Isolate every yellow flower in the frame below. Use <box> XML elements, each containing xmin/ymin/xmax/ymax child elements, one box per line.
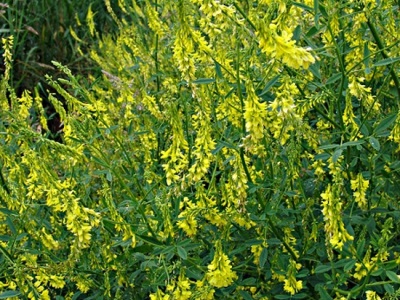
<box><xmin>283</xmin><ymin>277</ymin><xmax>303</xmax><ymax>295</ymax></box>
<box><xmin>149</xmin><ymin>289</ymin><xmax>170</xmax><ymax>300</ymax></box>
<box><xmin>40</xmin><ymin>228</ymin><xmax>60</xmax><ymax>250</ymax></box>
<box><xmin>258</xmin><ymin>24</ymin><xmax>315</xmax><ymax>69</ymax></box>
<box><xmin>194</xmin><ymin>279</ymin><xmax>215</xmax><ymax>299</ymax></box>
<box><xmin>366</xmin><ymin>290</ymin><xmax>381</xmax><ymax>300</ymax></box>
<box><xmin>47</xmin><ymin>275</ymin><xmax>65</xmax><ymax>289</ymax></box>
<box><xmin>244</xmin><ymin>82</ymin><xmax>267</xmax><ymax>143</ymax></box>
<box><xmin>86</xmin><ymin>4</ymin><xmax>96</xmax><ymax>37</ymax></box>
<box><xmin>177</xmin><ymin>212</ymin><xmax>198</xmax><ymax>237</ymax></box>
<box><xmin>350</xmin><ymin>173</ymin><xmax>369</xmax><ymax>209</ymax></box>
<box><xmin>321</xmin><ymin>184</ymin><xmax>354</xmax><ymax>250</ymax></box>
<box><xmin>75</xmin><ymin>276</ymin><xmax>92</xmax><ymax>293</ymax></box>
<box><xmin>206</xmin><ymin>241</ymin><xmax>237</xmax><ymax>288</ymax></box>
<box><xmin>172</xmin><ymin>273</ymin><xmax>192</xmax><ymax>300</ymax></box>
<box><xmin>354</xmin><ymin>249</ymin><xmax>376</xmax><ymax>280</ymax></box>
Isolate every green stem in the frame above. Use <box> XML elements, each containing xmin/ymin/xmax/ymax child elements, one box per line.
<box><xmin>233</xmin><ymin>2</ymin><xmax>256</xmax><ymax>31</ymax></box>
<box><xmin>313</xmin><ymin>105</ymin><xmax>343</xmax><ymax>130</ymax></box>
<box><xmin>91</xmin><ymin>146</ymin><xmax>159</xmax><ymax>242</ymax></box>
<box><xmin>237</xmin><ymin>147</ymin><xmax>299</xmax><ymax>261</ymax></box>
<box><xmin>0</xmin><ymin>243</ymin><xmax>14</xmax><ymax>264</ymax></box>
<box><xmin>327</xmin><ymin>21</ymin><xmax>345</xmax><ymax>129</ymax></box>
<box><xmin>367</xmin><ymin>19</ymin><xmax>400</xmax><ymax>101</ymax></box>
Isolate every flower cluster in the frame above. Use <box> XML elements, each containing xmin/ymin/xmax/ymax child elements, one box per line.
<box><xmin>350</xmin><ymin>173</ymin><xmax>369</xmax><ymax>209</ymax></box>
<box><xmin>321</xmin><ymin>183</ymin><xmax>354</xmax><ymax>250</ymax></box>
<box><xmin>257</xmin><ymin>23</ymin><xmax>315</xmax><ymax>70</ymax></box>
<box><xmin>206</xmin><ymin>241</ymin><xmax>237</xmax><ymax>288</ymax></box>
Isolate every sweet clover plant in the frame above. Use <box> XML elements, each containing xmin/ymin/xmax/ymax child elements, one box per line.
<box><xmin>1</xmin><ymin>0</ymin><xmax>400</xmax><ymax>299</ymax></box>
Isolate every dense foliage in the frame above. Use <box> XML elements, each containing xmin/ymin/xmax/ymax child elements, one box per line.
<box><xmin>1</xmin><ymin>0</ymin><xmax>400</xmax><ymax>299</ymax></box>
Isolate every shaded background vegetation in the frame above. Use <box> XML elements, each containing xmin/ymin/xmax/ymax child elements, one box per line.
<box><xmin>0</xmin><ymin>0</ymin><xmax>120</xmax><ymax>93</ymax></box>
<box><xmin>0</xmin><ymin>0</ymin><xmax>124</xmax><ymax>139</ymax></box>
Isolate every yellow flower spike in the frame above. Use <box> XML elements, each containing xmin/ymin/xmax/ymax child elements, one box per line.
<box><xmin>49</xmin><ymin>275</ymin><xmax>65</xmax><ymax>289</ymax></box>
<box><xmin>177</xmin><ymin>211</ymin><xmax>198</xmax><ymax>237</ymax></box>
<box><xmin>1</xmin><ymin>35</ymin><xmax>13</xmax><ymax>83</ymax></box>
<box><xmin>40</xmin><ymin>228</ymin><xmax>60</xmax><ymax>250</ymax></box>
<box><xmin>244</xmin><ymin>81</ymin><xmax>267</xmax><ymax>145</ymax></box>
<box><xmin>321</xmin><ymin>184</ymin><xmax>354</xmax><ymax>250</ymax></box>
<box><xmin>350</xmin><ymin>173</ymin><xmax>369</xmax><ymax>209</ymax></box>
<box><xmin>86</xmin><ymin>4</ymin><xmax>96</xmax><ymax>37</ymax></box>
<box><xmin>283</xmin><ymin>258</ymin><xmax>303</xmax><ymax>295</ymax></box>
<box><xmin>145</xmin><ymin>1</ymin><xmax>167</xmax><ymax>36</ymax></box>
<box><xmin>257</xmin><ymin>23</ymin><xmax>315</xmax><ymax>70</ymax></box>
<box><xmin>206</xmin><ymin>241</ymin><xmax>237</xmax><ymax>288</ymax></box>
<box><xmin>283</xmin><ymin>277</ymin><xmax>303</xmax><ymax>295</ymax></box>
<box><xmin>170</xmin><ymin>273</ymin><xmax>192</xmax><ymax>300</ymax></box>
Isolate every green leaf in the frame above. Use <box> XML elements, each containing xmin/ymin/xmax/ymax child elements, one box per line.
<box><xmin>374</xmin><ymin>113</ymin><xmax>397</xmax><ymax>135</ymax></box>
<box><xmin>136</xmin><ymin>234</ymin><xmax>164</xmax><ymax>246</ymax></box>
<box><xmin>332</xmin><ymin>148</ymin><xmax>343</xmax><ymax>163</ymax></box>
<box><xmin>340</xmin><ymin>140</ymin><xmax>365</xmax><ymax>148</ymax></box>
<box><xmin>293</xmin><ymin>25</ymin><xmax>301</xmax><ymax>41</ymax></box>
<box><xmin>177</xmin><ymin>246</ymin><xmax>187</xmax><ymax>260</ymax></box>
<box><xmin>371</xmin><ymin>268</ymin><xmax>384</xmax><ymax>277</ymax></box>
<box><xmin>292</xmin><ymin>294</ymin><xmax>309</xmax><ymax>299</ymax></box>
<box><xmin>313</xmin><ymin>0</ymin><xmax>320</xmax><ymax>27</ymax></box>
<box><xmin>369</xmin><ymin>137</ymin><xmax>380</xmax><ymax>151</ymax></box>
<box><xmin>306</xmin><ymin>26</ymin><xmax>320</xmax><ymax>37</ymax></box>
<box><xmin>91</xmin><ymin>155</ymin><xmax>110</xmax><ymax>168</ymax></box>
<box><xmin>386</xmin><ymin>270</ymin><xmax>400</xmax><ymax>283</ymax></box>
<box><xmin>259</xmin><ymin>75</ymin><xmax>280</xmax><ymax>96</ymax></box>
<box><xmin>239</xmin><ymin>291</ymin><xmax>253</xmax><ymax>300</ymax></box>
<box><xmin>0</xmin><ymin>290</ymin><xmax>21</xmax><ymax>299</ymax></box>
<box><xmin>384</xmin><ymin>283</ymin><xmax>394</xmax><ymax>294</ymax></box>
<box><xmin>319</xmin><ymin>143</ymin><xmax>339</xmax><ymax>150</ymax></box>
<box><xmin>334</xmin><ymin>258</ymin><xmax>352</xmax><ymax>268</ymax></box>
<box><xmin>186</xmin><ymin>268</ymin><xmax>202</xmax><ymax>280</ymax></box>
<box><xmin>214</xmin><ymin>61</ymin><xmax>223</xmax><ymax>79</ymax></box>
<box><xmin>106</xmin><ymin>170</ymin><xmax>113</xmax><ymax>182</ymax></box>
<box><xmin>314</xmin><ymin>153</ymin><xmax>330</xmax><ymax>160</ymax></box>
<box><xmin>319</xmin><ymin>3</ymin><xmax>328</xmax><ymax>18</ymax></box>
<box><xmin>363</xmin><ymin>42</ymin><xmax>371</xmax><ymax>71</ymax></box>
<box><xmin>357</xmin><ymin>239</ymin><xmax>365</xmax><ymax>258</ymax></box>
<box><xmin>344</xmin><ymin>259</ymin><xmax>356</xmax><ymax>272</ymax></box>
<box><xmin>326</xmin><ymin>73</ymin><xmax>342</xmax><ymax>85</ymax></box>
<box><xmin>0</xmin><ymin>235</ymin><xmax>11</xmax><ymax>241</ymax></box>
<box><xmin>241</xmin><ymin>277</ymin><xmax>257</xmax><ymax>285</ymax></box>
<box><xmin>5</xmin><ymin>217</ymin><xmax>16</xmax><ymax>235</ymax></box>
<box><xmin>373</xmin><ymin>57</ymin><xmax>400</xmax><ymax>67</ymax></box>
<box><xmin>315</xmin><ymin>264</ymin><xmax>332</xmax><ymax>274</ymax></box>
<box><xmin>0</xmin><ymin>208</ymin><xmax>18</xmax><ymax>216</ymax></box>
<box><xmin>259</xmin><ymin>248</ymin><xmax>268</xmax><ymax>268</ymax></box>
<box><xmin>192</xmin><ymin>78</ymin><xmax>215</xmax><ymax>84</ymax></box>
<box><xmin>316</xmin><ymin>284</ymin><xmax>333</xmax><ymax>300</ymax></box>
<box><xmin>212</xmin><ymin>140</ymin><xmax>238</xmax><ymax>154</ymax></box>
<box><xmin>292</xmin><ymin>2</ymin><xmax>313</xmax><ymax>11</ymax></box>
<box><xmin>71</xmin><ymin>291</ymin><xmax>82</xmax><ymax>300</ymax></box>
<box><xmin>309</xmin><ymin>62</ymin><xmax>321</xmax><ymax>79</ymax></box>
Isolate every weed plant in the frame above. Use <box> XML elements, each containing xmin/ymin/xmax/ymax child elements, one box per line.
<box><xmin>1</xmin><ymin>0</ymin><xmax>400</xmax><ymax>299</ymax></box>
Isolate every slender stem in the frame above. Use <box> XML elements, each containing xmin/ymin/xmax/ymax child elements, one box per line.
<box><xmin>0</xmin><ymin>244</ymin><xmax>14</xmax><ymax>264</ymax></box>
<box><xmin>327</xmin><ymin>21</ymin><xmax>345</xmax><ymax>129</ymax></box>
<box><xmin>233</xmin><ymin>2</ymin><xmax>256</xmax><ymax>31</ymax></box>
<box><xmin>367</xmin><ymin>19</ymin><xmax>400</xmax><ymax>101</ymax></box>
